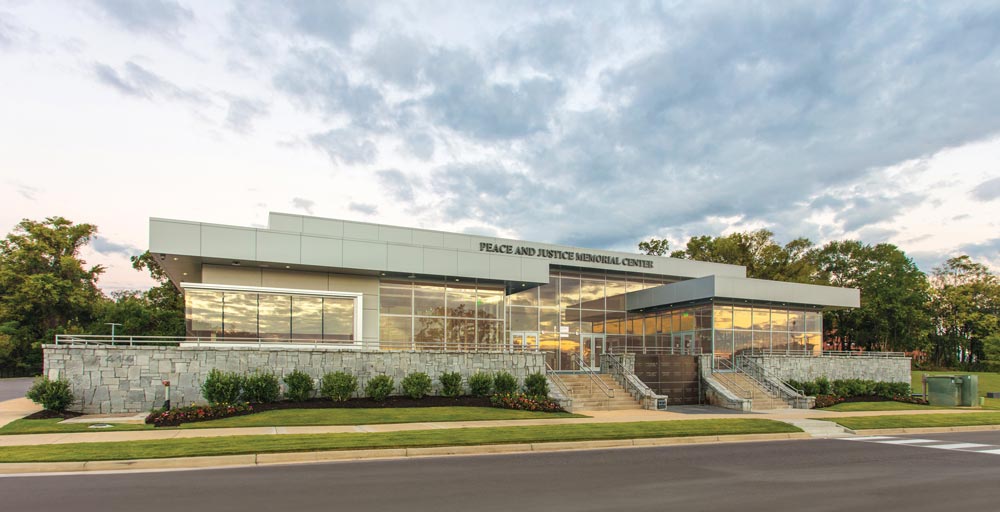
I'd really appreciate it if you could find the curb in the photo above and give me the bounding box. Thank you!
[848,424,1000,436]
[0,432,810,475]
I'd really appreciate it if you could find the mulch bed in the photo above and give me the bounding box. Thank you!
[252,395,492,412]
[23,410,84,420]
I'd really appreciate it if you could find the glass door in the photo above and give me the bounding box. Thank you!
[580,333,606,371]
[510,331,539,351]
[671,331,694,355]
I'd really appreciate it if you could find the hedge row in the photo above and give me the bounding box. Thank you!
[786,377,911,399]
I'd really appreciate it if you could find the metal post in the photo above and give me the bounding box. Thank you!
[105,323,122,343]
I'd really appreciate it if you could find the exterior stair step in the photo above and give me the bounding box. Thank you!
[552,373,643,411]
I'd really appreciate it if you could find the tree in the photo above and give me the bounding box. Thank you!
[808,241,932,353]
[642,229,818,283]
[927,256,1000,366]
[88,251,186,338]
[0,217,104,373]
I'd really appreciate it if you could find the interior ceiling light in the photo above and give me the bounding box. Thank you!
[172,257,179,261]
[285,265,291,269]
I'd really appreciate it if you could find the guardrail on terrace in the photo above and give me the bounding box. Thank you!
[52,335,541,352]
[740,349,907,358]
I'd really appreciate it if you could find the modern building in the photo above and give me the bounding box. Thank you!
[46,213,912,414]
[149,212,857,366]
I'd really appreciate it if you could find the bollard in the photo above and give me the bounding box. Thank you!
[162,380,171,410]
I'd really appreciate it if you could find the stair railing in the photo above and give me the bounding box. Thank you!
[712,358,754,400]
[574,354,614,398]
[604,353,658,405]
[545,362,572,398]
[734,356,805,403]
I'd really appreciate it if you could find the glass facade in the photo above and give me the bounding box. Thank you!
[185,288,358,342]
[378,281,504,351]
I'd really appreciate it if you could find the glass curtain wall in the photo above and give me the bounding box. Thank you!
[185,289,358,342]
[378,281,504,350]
[711,303,823,357]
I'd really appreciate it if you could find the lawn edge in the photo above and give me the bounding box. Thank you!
[0,432,810,475]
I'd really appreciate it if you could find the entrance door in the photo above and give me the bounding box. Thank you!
[580,333,606,371]
[671,331,694,355]
[510,331,539,352]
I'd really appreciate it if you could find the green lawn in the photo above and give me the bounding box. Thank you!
[820,401,948,412]
[911,371,1000,398]
[818,411,1000,431]
[0,419,801,463]
[0,407,583,436]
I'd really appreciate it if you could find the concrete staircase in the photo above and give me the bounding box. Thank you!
[557,374,643,411]
[714,372,791,410]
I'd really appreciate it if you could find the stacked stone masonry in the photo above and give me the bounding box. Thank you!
[43,345,544,414]
[748,355,911,384]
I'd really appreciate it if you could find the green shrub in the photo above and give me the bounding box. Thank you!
[402,372,432,399]
[469,372,493,397]
[523,371,549,397]
[242,372,280,403]
[201,369,243,404]
[439,371,463,397]
[493,370,518,395]
[365,375,395,401]
[321,371,358,402]
[25,376,74,412]
[283,370,315,402]
[815,376,832,395]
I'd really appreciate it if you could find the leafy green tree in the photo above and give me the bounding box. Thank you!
[808,241,932,353]
[927,256,1000,366]
[642,229,818,283]
[88,251,185,337]
[0,218,105,373]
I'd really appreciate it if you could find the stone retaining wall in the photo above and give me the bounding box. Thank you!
[43,345,544,414]
[746,355,911,384]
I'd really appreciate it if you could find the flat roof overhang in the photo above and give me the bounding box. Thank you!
[625,275,861,312]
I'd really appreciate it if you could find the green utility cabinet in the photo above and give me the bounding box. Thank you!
[925,375,979,406]
[956,375,978,406]
[925,375,961,406]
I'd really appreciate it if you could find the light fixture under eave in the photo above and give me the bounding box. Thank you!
[232,261,241,266]
[284,265,291,269]
[407,274,416,279]
[182,272,188,276]
[172,257,179,261]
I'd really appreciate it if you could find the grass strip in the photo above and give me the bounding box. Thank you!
[818,412,1000,431]
[819,402,949,412]
[0,407,583,436]
[0,419,800,463]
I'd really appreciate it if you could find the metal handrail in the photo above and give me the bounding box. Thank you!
[736,356,805,400]
[712,358,753,400]
[603,353,658,402]
[545,362,572,398]
[574,354,614,398]
[740,349,907,358]
[52,335,541,353]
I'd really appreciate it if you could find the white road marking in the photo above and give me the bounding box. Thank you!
[878,439,938,445]
[839,436,1000,457]
[924,443,992,450]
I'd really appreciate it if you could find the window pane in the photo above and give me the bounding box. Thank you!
[805,311,823,333]
[509,287,538,306]
[380,282,412,315]
[675,310,695,331]
[788,310,805,333]
[223,292,257,338]
[605,311,625,335]
[446,318,475,350]
[539,308,559,332]
[380,316,411,350]
[733,307,752,330]
[734,330,753,356]
[324,297,355,341]
[714,330,733,359]
[695,306,713,329]
[559,278,580,308]
[476,288,504,319]
[714,305,733,330]
[581,309,605,333]
[291,296,322,340]
[413,284,445,316]
[446,285,476,317]
[579,279,604,309]
[414,317,444,348]
[658,312,672,334]
[258,294,291,339]
[538,277,559,307]
[806,333,823,355]
[510,306,537,331]
[771,310,788,331]
[477,320,502,350]
[753,330,771,352]
[187,290,223,337]
[605,278,626,311]
[772,331,789,353]
[752,307,771,331]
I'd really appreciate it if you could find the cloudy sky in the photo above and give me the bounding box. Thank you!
[1,1,998,292]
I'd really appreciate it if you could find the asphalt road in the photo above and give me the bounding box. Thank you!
[2,431,999,512]
[0,378,33,402]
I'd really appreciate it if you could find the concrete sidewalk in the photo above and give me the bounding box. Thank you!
[0,398,993,448]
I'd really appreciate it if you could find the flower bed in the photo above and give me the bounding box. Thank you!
[146,403,254,427]
[489,393,564,412]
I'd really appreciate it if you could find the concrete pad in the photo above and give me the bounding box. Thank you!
[83,454,257,471]
[170,427,277,439]
[60,413,147,425]
[0,398,43,429]
[278,426,362,435]
[406,444,533,456]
